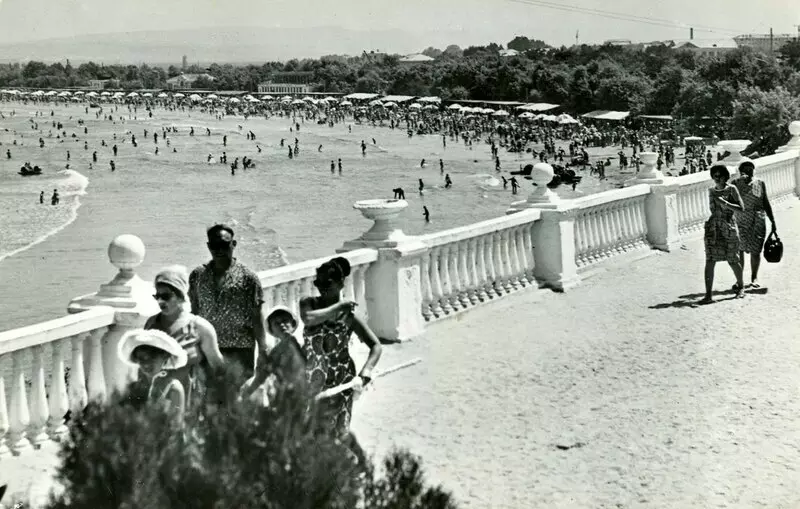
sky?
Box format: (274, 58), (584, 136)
(0, 0), (797, 48)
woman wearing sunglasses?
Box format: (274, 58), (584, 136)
(299, 256), (382, 465)
(700, 165), (746, 304)
(143, 265), (225, 408)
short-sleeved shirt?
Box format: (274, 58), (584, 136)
(188, 259), (264, 349)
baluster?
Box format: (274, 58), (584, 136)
(492, 231), (505, 295)
(86, 328), (107, 404)
(445, 244), (461, 311)
(0, 356), (11, 458)
(420, 252), (434, 321)
(354, 266), (369, 321)
(504, 229), (520, 291)
(574, 213), (588, 266)
(600, 205), (615, 258)
(300, 277), (315, 301)
(676, 192), (687, 230)
(8, 349), (32, 454)
(69, 334), (88, 413)
(484, 233), (498, 297)
(515, 227), (530, 287)
(611, 203), (626, 253)
(429, 247), (445, 317)
(467, 238), (481, 304)
(28, 344), (50, 448)
(263, 284), (275, 311)
(522, 224), (535, 284)
(633, 197), (647, 245)
(456, 242), (471, 308)
(586, 209), (601, 264)
(475, 236), (489, 301)
(439, 245), (455, 313)
(287, 281), (299, 317)
(48, 338), (69, 440)
(623, 200), (637, 249)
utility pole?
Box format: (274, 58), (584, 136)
(575, 30), (579, 46)
(690, 27), (694, 40)
(770, 27), (774, 55)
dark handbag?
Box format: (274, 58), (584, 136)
(763, 231), (783, 263)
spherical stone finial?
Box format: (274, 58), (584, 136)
(789, 121), (800, 137)
(530, 163), (555, 187)
(108, 234), (145, 271)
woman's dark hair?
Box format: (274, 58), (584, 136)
(316, 256), (351, 283)
(709, 164), (730, 181)
(739, 161), (755, 174)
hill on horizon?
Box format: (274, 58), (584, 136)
(0, 26), (473, 64)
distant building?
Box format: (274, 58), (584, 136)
(258, 71), (316, 95)
(499, 49), (520, 57)
(88, 79), (118, 90)
(669, 39), (738, 57)
(399, 53), (435, 65)
(734, 33), (798, 53)
(166, 73), (215, 90)
(604, 39), (633, 46)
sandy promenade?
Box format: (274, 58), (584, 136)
(4, 201), (800, 509)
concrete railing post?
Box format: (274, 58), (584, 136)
(775, 121), (800, 196)
(645, 181), (682, 252)
(68, 235), (159, 399)
(339, 199), (426, 341)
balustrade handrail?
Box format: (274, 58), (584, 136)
(568, 184), (651, 210)
(0, 306), (116, 356)
(417, 208), (541, 248)
(257, 248), (378, 288)
(675, 170), (713, 187)
(754, 150), (798, 168)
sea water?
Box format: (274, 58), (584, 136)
(0, 103), (622, 331)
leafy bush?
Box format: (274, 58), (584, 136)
(43, 365), (457, 509)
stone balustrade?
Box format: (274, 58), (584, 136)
(1, 131), (799, 460)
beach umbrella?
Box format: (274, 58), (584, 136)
(228, 97), (241, 103)
(248, 98), (261, 103)
(383, 101), (397, 108)
(157, 92), (168, 98)
(142, 92), (153, 98)
(45, 91), (57, 96)
(302, 96), (313, 101)
(207, 94), (218, 99)
(324, 96), (337, 102)
(243, 94), (254, 100)
(261, 94), (274, 100)
(173, 93), (185, 98)
(543, 114), (558, 122)
(71, 96), (82, 101)
(369, 99), (383, 106)
(482, 108), (495, 114)
(492, 110), (509, 117)
(448, 104), (462, 110)
(409, 103), (422, 109)
(99, 91), (111, 96)
(127, 92), (138, 98)
(86, 91), (98, 97)
(291, 99), (305, 105)
(340, 100), (352, 106)
(518, 111), (534, 119)
(423, 104), (437, 110)
(73, 91), (84, 96)
(281, 95), (292, 101)
(188, 94), (202, 101)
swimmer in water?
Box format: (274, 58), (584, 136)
(420, 159), (426, 168)
(423, 206), (430, 223)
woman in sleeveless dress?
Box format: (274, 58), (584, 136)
(732, 160), (777, 289)
(144, 265), (224, 408)
(700, 165), (746, 304)
(299, 257), (382, 441)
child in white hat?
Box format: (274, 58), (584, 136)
(239, 306), (306, 404)
(119, 329), (189, 418)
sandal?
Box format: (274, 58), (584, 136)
(750, 281), (760, 289)
(697, 296), (713, 305)
(735, 288), (746, 299)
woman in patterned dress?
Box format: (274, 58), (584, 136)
(732, 161), (777, 289)
(700, 165), (746, 304)
(299, 257), (382, 453)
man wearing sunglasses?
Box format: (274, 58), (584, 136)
(189, 224), (269, 379)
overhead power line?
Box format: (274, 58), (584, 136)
(507, 0), (747, 36)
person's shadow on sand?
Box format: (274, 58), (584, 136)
(649, 287), (768, 309)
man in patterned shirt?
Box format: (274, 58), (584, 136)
(189, 224), (269, 379)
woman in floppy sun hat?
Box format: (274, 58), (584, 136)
(119, 329), (189, 417)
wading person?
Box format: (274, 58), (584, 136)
(699, 165), (746, 304)
(731, 161), (777, 289)
(189, 224), (269, 380)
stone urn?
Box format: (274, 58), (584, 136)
(341, 199), (409, 249)
(507, 163), (560, 213)
(718, 139), (751, 166)
(777, 121), (800, 153)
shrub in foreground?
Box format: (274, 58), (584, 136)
(44, 366), (457, 509)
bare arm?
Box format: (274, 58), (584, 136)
(194, 317), (225, 370)
(164, 381), (186, 419)
(716, 187), (744, 212)
(762, 181), (776, 229)
(299, 297), (350, 327)
(351, 315), (382, 379)
(188, 270), (199, 314)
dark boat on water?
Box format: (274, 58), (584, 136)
(19, 165), (43, 176)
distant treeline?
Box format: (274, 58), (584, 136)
(2, 37), (800, 153)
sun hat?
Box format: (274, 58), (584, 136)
(118, 329), (188, 370)
(154, 265), (190, 300)
(266, 305), (298, 335)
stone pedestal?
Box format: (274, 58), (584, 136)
(718, 139), (751, 174)
(645, 181), (682, 252)
(507, 163), (561, 213)
(529, 208), (580, 292)
(625, 152), (665, 186)
(68, 234), (159, 397)
(339, 200), (425, 341)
